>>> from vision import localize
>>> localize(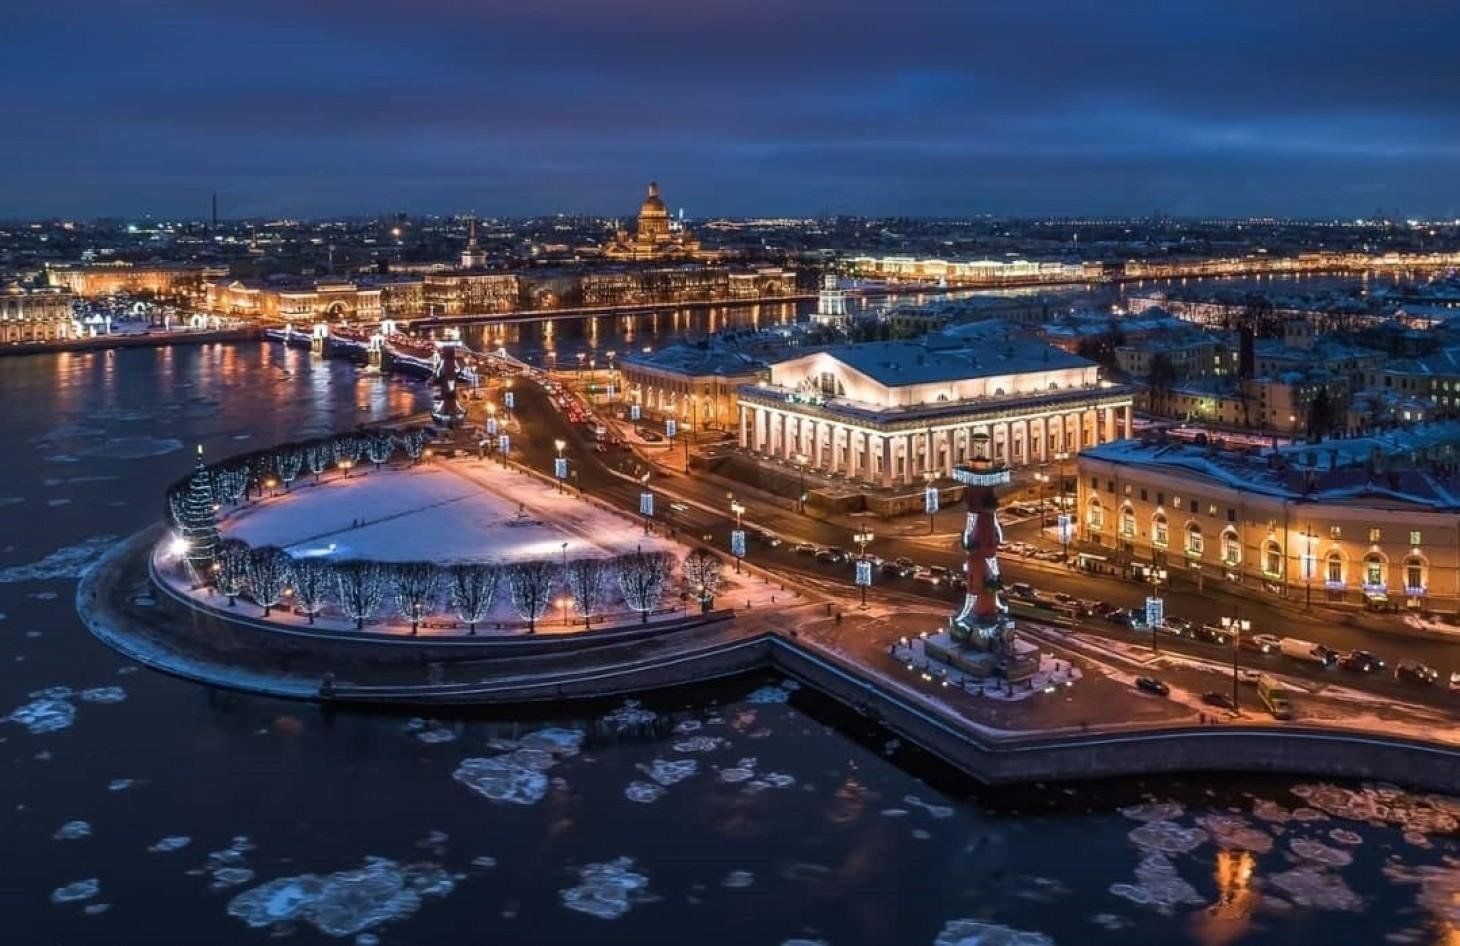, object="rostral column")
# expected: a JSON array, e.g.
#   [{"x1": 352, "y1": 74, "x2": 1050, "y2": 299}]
[{"x1": 949, "y1": 431, "x2": 1015, "y2": 656}]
